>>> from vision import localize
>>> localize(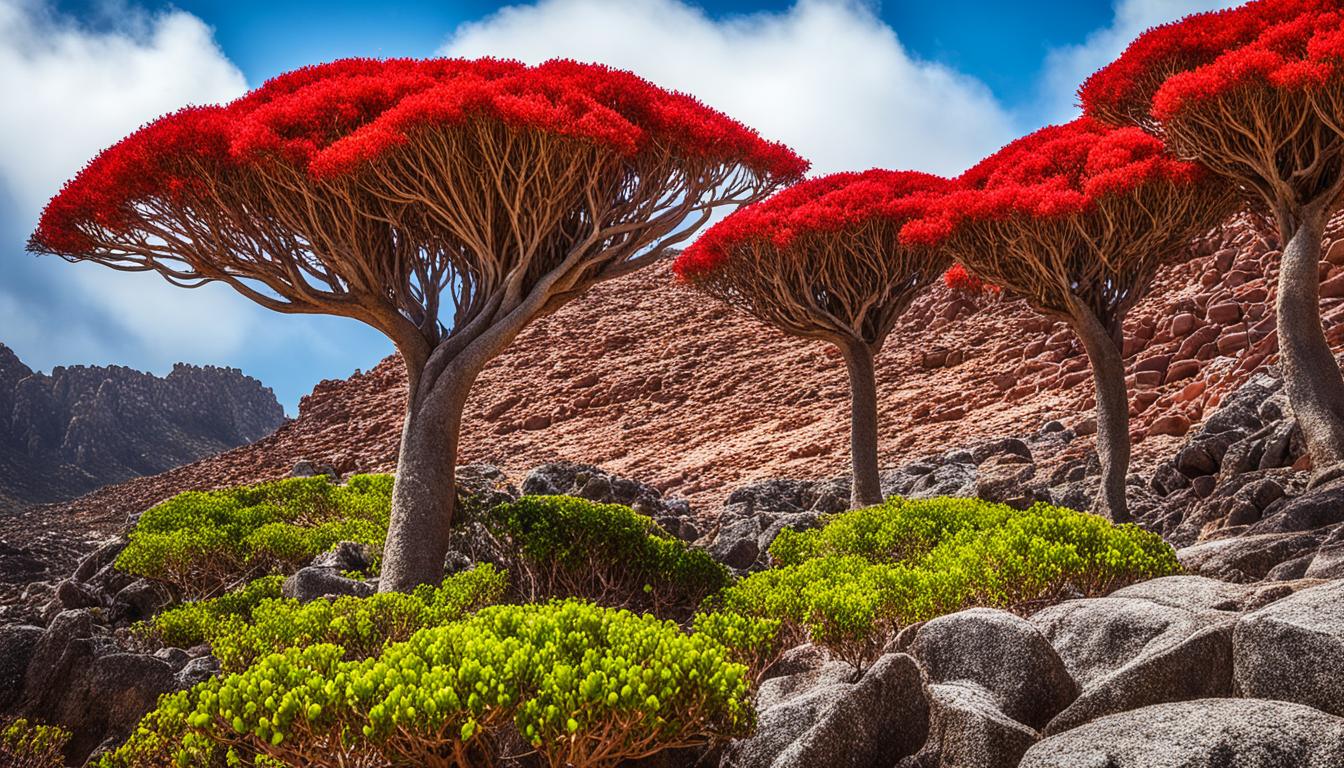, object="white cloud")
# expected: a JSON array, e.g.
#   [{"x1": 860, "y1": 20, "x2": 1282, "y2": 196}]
[
  {"x1": 0, "y1": 0, "x2": 248, "y2": 214},
  {"x1": 1036, "y1": 0, "x2": 1240, "y2": 124},
  {"x1": 441, "y1": 0, "x2": 1017, "y2": 177},
  {"x1": 0, "y1": 0, "x2": 267, "y2": 368}
]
